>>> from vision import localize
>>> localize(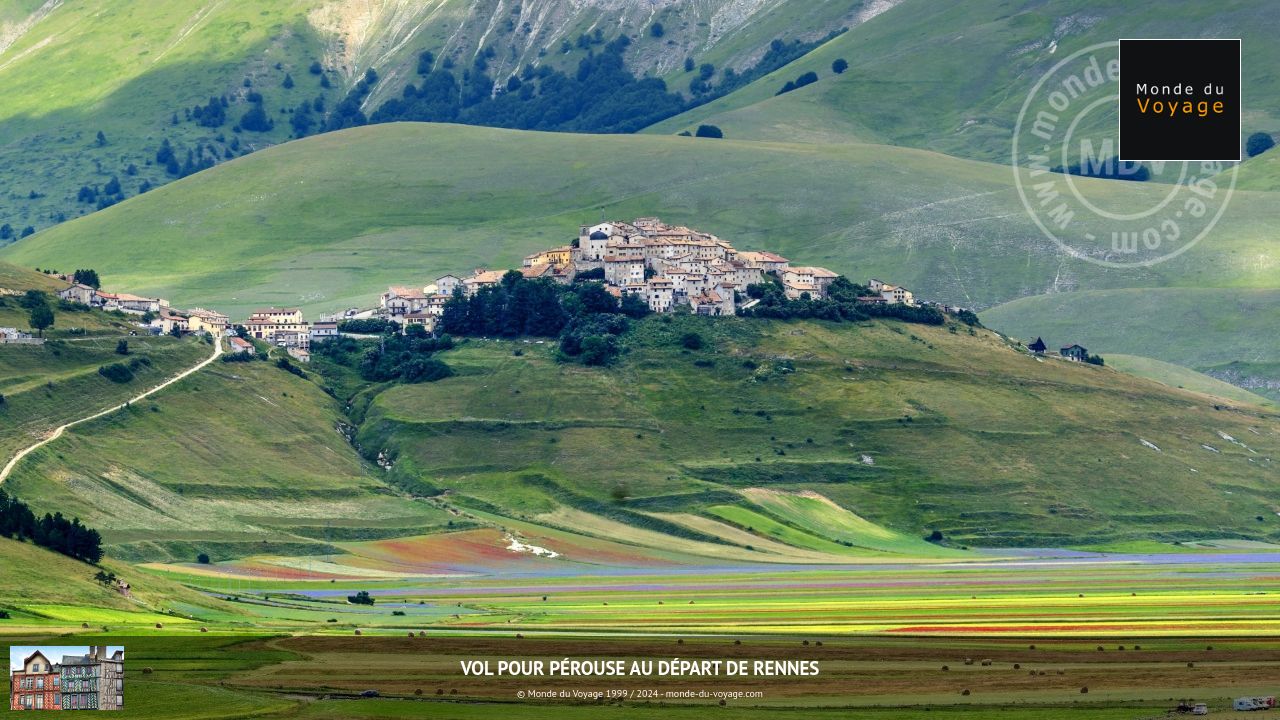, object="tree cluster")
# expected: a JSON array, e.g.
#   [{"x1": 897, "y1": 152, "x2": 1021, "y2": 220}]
[
  {"x1": 0, "y1": 490, "x2": 103, "y2": 564},
  {"x1": 438, "y1": 272, "x2": 641, "y2": 366},
  {"x1": 313, "y1": 330, "x2": 456, "y2": 384},
  {"x1": 777, "y1": 70, "x2": 818, "y2": 96},
  {"x1": 1051, "y1": 157, "x2": 1149, "y2": 181},
  {"x1": 21, "y1": 289, "x2": 54, "y2": 336},
  {"x1": 1247, "y1": 131, "x2": 1275, "y2": 158},
  {"x1": 371, "y1": 37, "x2": 685, "y2": 134},
  {"x1": 73, "y1": 268, "x2": 101, "y2": 289},
  {"x1": 741, "y1": 276, "x2": 946, "y2": 326}
]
